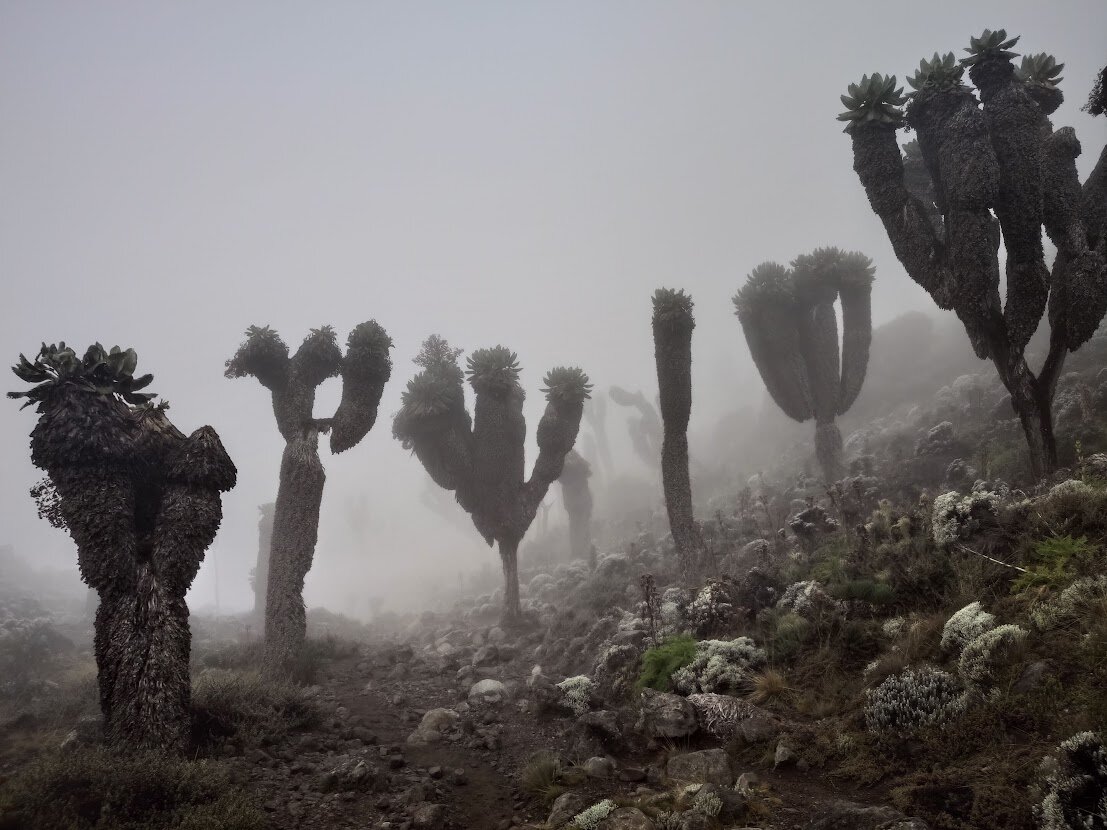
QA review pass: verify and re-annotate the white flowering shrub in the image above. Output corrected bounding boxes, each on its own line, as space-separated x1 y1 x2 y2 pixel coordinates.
864 666 967 737
556 675 595 716
777 580 844 622
941 601 996 654
692 789 723 817
672 638 766 695
569 798 617 829
882 616 907 639
958 624 1028 685
1045 479 1096 504
1031 576 1107 631
685 580 739 635
932 489 1001 545
1035 732 1107 830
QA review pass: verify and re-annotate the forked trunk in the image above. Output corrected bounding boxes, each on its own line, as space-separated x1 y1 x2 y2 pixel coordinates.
1007 378 1058 481
264 431 326 676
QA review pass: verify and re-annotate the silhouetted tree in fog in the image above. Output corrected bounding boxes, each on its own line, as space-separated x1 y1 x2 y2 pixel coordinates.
558 449 593 561
252 502 274 618
734 247 875 484
226 323 392 675
609 385 662 474
10 343 236 750
840 31 1106 478
393 336 591 625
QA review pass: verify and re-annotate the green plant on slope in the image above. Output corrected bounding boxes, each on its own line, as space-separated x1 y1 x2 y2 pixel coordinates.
393 336 591 625
841 29 1107 480
637 634 698 691
9 343 236 751
1013 534 1099 592
734 248 876 484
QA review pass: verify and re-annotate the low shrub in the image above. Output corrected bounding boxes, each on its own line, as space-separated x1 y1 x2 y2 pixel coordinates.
637 635 697 692
190 669 321 747
0 746 265 830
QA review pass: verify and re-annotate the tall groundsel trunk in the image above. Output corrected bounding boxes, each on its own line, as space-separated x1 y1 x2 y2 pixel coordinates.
264 430 326 677
652 289 707 579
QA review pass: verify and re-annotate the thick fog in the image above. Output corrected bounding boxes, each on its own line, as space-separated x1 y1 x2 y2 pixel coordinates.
2 1 1104 616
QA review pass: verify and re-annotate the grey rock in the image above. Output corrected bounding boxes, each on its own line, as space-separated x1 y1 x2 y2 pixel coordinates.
665 748 733 786
637 688 698 739
774 740 798 768
406 707 460 745
583 756 615 778
547 792 589 828
597 807 657 829
468 678 507 704
807 800 929 829
412 803 449 828
472 645 500 667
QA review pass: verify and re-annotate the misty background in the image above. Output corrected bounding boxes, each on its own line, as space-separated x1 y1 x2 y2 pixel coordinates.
2 1 1104 617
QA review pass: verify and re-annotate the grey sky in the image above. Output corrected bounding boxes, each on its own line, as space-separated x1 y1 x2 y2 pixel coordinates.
2 1 1105 612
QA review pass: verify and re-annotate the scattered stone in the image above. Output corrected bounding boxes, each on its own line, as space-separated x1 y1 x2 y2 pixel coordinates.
406 707 460 745
665 748 733 786
547 792 590 829
583 756 614 778
736 771 759 795
412 803 449 828
774 740 798 768
469 678 507 704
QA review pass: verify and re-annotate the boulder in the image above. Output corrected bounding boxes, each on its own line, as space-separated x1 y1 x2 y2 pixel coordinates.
468 678 507 705
547 791 589 828
406 708 460 745
636 688 698 739
687 693 780 742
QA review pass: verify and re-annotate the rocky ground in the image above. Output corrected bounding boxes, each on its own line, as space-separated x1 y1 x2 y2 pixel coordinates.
192 633 928 830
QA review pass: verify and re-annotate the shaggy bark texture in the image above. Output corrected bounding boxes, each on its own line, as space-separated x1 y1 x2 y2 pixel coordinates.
226 323 391 676
19 379 235 752
558 449 593 561
652 290 708 578
849 55 1106 479
394 342 589 626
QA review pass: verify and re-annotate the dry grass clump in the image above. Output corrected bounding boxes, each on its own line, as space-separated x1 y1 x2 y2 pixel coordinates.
519 751 566 805
0 745 265 830
747 668 795 707
190 668 321 747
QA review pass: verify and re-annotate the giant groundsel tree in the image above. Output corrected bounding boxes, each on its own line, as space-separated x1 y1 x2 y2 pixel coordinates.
226 323 392 674
10 343 236 751
558 449 593 561
734 248 875 484
840 31 1107 478
652 289 708 577
393 336 591 624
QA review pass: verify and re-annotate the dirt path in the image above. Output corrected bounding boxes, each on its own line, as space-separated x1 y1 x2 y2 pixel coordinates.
311 648 900 830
